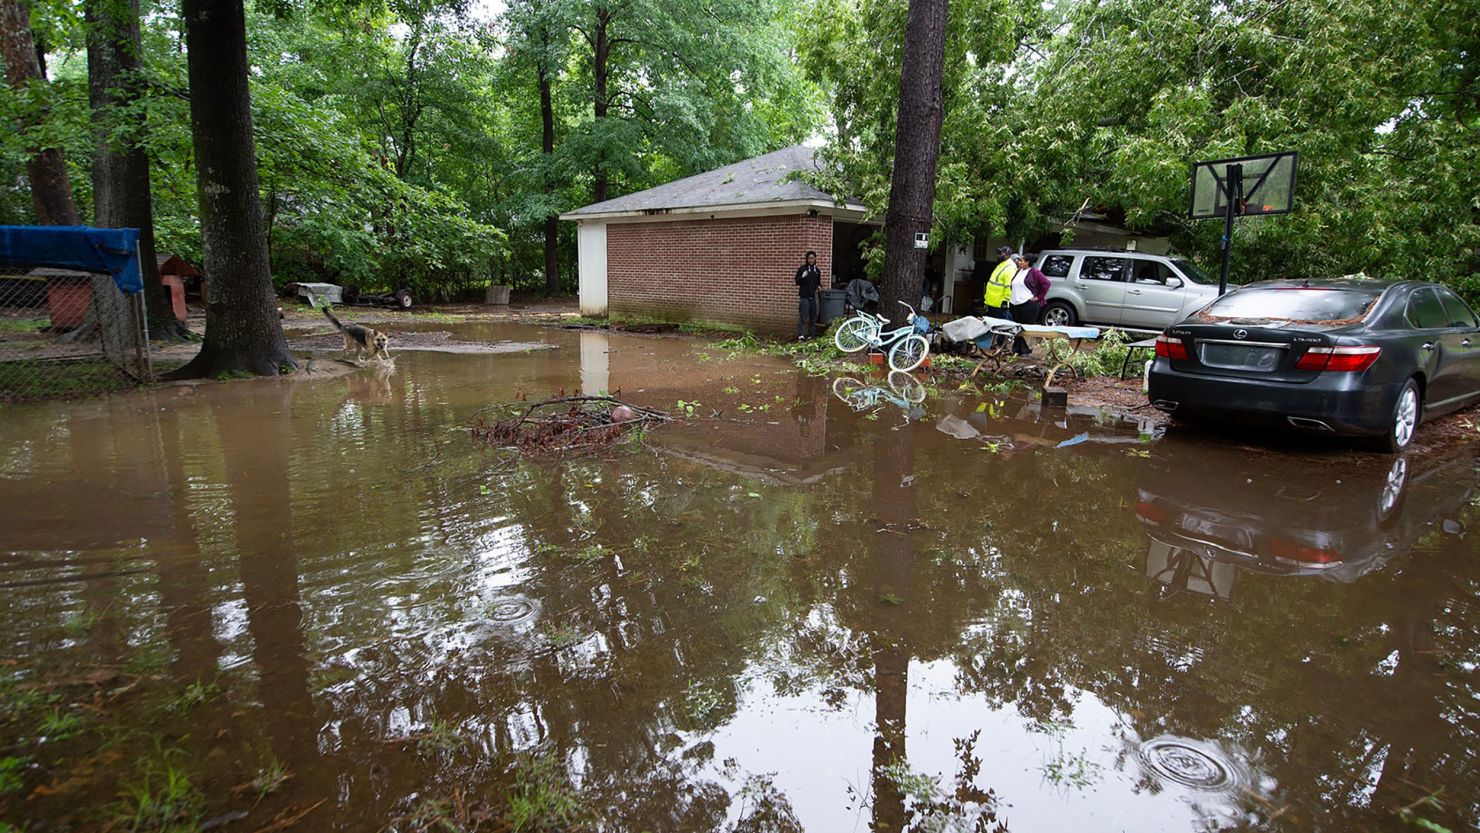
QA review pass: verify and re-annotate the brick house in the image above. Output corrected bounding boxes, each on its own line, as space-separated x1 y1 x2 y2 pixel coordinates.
559 145 873 333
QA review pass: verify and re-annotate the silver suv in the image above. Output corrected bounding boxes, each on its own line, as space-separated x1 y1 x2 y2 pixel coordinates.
1032 250 1219 330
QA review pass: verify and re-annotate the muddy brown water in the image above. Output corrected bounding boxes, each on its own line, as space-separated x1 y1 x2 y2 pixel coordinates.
1 323 1477 832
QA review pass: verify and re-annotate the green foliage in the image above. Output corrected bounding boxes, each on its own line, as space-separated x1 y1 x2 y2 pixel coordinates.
800 0 1479 298
1040 327 1133 377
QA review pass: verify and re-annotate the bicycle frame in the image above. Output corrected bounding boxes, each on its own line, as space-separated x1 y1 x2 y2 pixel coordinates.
854 304 922 351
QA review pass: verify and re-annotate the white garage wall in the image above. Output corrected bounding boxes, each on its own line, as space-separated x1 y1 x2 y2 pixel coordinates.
576 222 608 315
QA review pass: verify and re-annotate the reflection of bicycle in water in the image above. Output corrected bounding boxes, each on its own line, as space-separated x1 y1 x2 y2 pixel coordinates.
831 371 928 418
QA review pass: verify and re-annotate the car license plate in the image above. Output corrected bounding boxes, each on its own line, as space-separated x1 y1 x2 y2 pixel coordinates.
1200 343 1281 371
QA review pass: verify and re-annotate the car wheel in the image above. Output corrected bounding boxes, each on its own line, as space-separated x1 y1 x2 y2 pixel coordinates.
1376 456 1409 525
1041 302 1077 327
1374 379 1421 453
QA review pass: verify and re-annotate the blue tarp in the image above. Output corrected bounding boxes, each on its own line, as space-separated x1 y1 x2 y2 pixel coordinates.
0 225 143 295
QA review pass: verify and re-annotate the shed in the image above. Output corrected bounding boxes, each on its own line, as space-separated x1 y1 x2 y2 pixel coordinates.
559 145 873 333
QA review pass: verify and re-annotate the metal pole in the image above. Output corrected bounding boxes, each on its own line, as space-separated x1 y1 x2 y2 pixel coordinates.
133 242 152 383
1218 163 1242 296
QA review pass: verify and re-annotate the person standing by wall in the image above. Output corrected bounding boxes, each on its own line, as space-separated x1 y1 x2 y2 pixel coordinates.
1008 253 1050 356
795 250 822 340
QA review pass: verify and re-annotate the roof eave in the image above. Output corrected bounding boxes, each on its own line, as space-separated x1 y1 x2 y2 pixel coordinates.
560 199 870 223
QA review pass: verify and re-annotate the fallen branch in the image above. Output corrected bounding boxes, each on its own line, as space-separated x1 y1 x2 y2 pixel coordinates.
470 395 668 456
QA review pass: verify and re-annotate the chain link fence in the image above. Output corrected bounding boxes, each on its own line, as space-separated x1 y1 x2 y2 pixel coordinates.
0 267 153 402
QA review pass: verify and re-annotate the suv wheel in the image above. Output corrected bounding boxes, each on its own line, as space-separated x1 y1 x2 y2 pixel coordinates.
1041 302 1077 327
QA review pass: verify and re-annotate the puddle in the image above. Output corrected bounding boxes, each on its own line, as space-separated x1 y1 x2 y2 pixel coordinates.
0 322 1476 832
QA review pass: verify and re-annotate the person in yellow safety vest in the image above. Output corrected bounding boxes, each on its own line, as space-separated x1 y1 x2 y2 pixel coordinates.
982 245 1016 347
983 245 1015 317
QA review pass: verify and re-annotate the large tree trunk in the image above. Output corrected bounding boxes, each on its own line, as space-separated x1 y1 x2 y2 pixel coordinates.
877 0 949 318
540 58 560 295
591 6 611 204
1 0 79 225
87 0 191 341
168 0 295 379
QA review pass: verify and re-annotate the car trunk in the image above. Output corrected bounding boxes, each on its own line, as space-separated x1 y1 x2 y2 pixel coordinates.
1163 320 1356 384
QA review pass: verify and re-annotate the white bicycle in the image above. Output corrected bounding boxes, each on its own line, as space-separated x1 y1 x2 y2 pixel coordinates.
832 301 932 372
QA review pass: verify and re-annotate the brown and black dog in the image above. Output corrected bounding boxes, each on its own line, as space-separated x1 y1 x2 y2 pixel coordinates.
322 306 391 361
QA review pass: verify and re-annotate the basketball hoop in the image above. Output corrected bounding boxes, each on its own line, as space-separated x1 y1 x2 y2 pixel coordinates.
1189 151 1298 295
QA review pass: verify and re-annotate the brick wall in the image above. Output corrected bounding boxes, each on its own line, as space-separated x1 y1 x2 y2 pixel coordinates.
606 214 833 334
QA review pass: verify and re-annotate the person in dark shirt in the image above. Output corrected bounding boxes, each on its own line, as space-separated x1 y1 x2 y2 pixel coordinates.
795 251 822 340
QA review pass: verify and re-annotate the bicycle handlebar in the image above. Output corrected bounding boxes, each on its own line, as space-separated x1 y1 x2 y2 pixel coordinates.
898 301 917 321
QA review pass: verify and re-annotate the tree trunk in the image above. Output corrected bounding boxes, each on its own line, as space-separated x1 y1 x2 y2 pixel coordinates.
591 6 611 204
0 0 79 225
168 0 295 379
540 58 560 295
87 0 191 341
877 0 949 318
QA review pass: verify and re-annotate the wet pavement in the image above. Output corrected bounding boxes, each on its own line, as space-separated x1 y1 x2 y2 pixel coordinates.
1 323 1477 832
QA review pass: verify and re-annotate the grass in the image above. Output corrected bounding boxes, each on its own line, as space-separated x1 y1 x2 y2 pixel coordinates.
0 358 140 401
541 624 582 649
0 756 28 797
505 755 587 832
168 678 221 713
0 318 47 334
113 749 204 833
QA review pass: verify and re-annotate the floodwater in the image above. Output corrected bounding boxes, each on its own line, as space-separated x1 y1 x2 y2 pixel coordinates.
1 322 1477 833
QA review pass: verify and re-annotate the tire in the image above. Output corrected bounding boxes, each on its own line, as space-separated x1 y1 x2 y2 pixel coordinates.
396 290 413 309
1373 378 1421 453
1040 301 1077 327
1376 456 1409 525
834 317 873 353
887 370 926 404
832 376 865 403
889 334 930 372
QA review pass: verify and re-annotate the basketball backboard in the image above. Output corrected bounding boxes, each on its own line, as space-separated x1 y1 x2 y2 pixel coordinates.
1189 152 1297 219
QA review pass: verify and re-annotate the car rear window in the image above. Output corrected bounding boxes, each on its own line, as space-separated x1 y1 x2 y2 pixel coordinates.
1201 287 1383 321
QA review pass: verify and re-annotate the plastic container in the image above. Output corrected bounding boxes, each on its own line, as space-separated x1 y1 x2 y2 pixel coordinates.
818 288 846 324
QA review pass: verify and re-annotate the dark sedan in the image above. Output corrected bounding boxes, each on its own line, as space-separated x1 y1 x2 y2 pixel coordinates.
1147 278 1480 451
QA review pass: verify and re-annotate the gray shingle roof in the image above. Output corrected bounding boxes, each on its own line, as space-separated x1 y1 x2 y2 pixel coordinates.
563 145 836 217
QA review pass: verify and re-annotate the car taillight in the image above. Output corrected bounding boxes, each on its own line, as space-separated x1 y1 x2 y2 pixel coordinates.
1154 335 1190 361
1295 345 1382 372
1270 538 1342 565
1135 500 1169 525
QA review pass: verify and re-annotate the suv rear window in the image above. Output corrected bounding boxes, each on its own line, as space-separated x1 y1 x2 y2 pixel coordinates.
1202 287 1383 321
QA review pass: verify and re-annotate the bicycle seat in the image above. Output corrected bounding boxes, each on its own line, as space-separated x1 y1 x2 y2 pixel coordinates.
876 315 890 325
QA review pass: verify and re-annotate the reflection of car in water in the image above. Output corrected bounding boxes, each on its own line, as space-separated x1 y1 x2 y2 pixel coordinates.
1136 443 1474 595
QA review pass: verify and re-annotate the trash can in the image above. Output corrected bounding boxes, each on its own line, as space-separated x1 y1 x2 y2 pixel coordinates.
818 288 846 324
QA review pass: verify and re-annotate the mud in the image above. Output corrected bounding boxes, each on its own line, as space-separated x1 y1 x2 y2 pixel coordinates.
1 322 1477 833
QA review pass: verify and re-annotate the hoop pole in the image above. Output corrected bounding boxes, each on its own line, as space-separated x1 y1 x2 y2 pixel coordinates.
1218 163 1242 296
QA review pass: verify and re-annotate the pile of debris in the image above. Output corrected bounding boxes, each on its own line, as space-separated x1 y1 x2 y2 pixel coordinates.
471 395 668 455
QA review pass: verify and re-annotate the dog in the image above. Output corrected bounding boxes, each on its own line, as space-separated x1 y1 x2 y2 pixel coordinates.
322 305 391 361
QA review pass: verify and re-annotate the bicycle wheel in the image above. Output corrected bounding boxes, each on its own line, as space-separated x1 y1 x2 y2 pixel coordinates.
834 317 873 353
887 370 926 404
831 376 866 403
889 334 930 372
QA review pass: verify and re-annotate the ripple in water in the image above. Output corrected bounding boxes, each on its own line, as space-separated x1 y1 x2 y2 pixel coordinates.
486 596 537 624
1139 736 1245 792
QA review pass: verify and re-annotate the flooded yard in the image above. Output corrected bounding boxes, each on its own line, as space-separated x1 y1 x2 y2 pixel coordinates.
2 321 1477 832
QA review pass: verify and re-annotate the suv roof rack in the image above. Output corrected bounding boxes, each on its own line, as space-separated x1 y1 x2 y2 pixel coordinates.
1039 247 1176 256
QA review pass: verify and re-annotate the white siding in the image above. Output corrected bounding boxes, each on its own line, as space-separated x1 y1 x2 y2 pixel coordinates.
577 222 608 315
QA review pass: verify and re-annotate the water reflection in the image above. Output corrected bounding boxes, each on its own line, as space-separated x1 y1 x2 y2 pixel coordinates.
0 323 1476 833
1137 442 1477 596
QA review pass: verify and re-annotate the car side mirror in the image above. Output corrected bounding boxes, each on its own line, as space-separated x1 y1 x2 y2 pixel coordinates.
1166 276 1184 289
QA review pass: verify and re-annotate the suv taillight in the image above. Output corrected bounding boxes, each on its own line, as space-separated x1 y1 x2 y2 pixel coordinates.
1154 335 1190 361
1295 345 1382 372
